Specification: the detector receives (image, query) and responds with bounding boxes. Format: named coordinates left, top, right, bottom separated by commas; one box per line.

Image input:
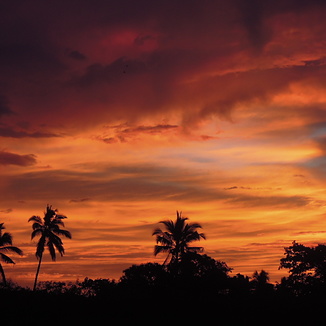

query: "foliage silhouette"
left=250, top=270, right=274, bottom=295
left=120, top=262, right=168, bottom=289
left=279, top=241, right=326, bottom=295
left=252, top=269, right=270, bottom=284
left=1, top=252, right=326, bottom=324
left=28, top=205, right=72, bottom=291
left=1, top=205, right=326, bottom=323
left=280, top=241, right=326, bottom=278
left=0, top=223, right=23, bottom=285
left=152, top=211, right=206, bottom=268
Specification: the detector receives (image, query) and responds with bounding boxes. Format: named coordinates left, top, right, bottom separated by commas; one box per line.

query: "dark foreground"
left=3, top=247, right=326, bottom=325
left=1, top=280, right=326, bottom=326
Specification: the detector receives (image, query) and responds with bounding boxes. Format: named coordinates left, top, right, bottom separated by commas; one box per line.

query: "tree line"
left=1, top=205, right=326, bottom=296
left=1, top=206, right=326, bottom=323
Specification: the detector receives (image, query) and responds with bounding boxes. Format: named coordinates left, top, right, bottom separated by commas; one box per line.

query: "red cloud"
left=0, top=151, right=37, bottom=166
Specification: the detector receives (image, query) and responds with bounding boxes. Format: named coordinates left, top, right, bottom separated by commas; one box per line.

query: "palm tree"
left=0, top=223, right=23, bottom=285
left=252, top=270, right=270, bottom=284
left=152, top=211, right=206, bottom=266
left=28, top=205, right=72, bottom=291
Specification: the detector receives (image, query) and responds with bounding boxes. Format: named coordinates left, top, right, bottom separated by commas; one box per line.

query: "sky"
left=1, top=0, right=326, bottom=287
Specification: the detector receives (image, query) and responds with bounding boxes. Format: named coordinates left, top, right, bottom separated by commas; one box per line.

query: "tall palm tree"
left=0, top=223, right=23, bottom=285
left=152, top=211, right=206, bottom=266
left=28, top=205, right=72, bottom=291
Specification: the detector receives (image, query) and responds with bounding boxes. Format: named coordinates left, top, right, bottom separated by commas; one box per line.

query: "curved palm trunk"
left=163, top=252, right=171, bottom=265
left=0, top=263, right=6, bottom=286
left=33, top=253, right=43, bottom=291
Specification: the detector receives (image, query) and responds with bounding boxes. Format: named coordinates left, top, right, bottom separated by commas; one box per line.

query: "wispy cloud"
left=96, top=123, right=179, bottom=144
left=0, top=126, right=60, bottom=138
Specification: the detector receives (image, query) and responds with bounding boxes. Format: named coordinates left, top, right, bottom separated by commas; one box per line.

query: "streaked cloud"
left=0, top=125, right=60, bottom=138
left=1, top=0, right=326, bottom=286
left=0, top=151, right=37, bottom=166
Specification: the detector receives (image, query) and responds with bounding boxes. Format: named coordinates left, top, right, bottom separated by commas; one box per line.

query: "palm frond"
left=31, top=222, right=43, bottom=231
left=52, top=239, right=65, bottom=257
left=152, top=228, right=163, bottom=236
left=47, top=241, right=56, bottom=261
left=154, top=245, right=171, bottom=256
left=49, top=233, right=65, bottom=257
left=175, top=212, right=188, bottom=229
left=0, top=232, right=13, bottom=246
left=28, top=215, right=42, bottom=224
left=55, top=214, right=67, bottom=219
left=31, top=229, right=43, bottom=239
left=53, top=229, right=72, bottom=239
left=0, top=253, right=15, bottom=264
left=158, top=220, right=175, bottom=233
left=0, top=245, right=23, bottom=256
left=186, top=223, right=203, bottom=232
left=52, top=219, right=65, bottom=227
left=187, top=246, right=204, bottom=253
left=185, top=231, right=206, bottom=243
left=155, top=234, right=173, bottom=246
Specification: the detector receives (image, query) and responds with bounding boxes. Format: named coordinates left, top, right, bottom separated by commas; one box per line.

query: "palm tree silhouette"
left=28, top=205, right=72, bottom=291
left=0, top=223, right=23, bottom=285
left=252, top=270, right=270, bottom=284
left=152, top=211, right=206, bottom=266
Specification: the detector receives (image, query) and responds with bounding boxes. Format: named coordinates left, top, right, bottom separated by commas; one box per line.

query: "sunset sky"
left=1, top=0, right=326, bottom=286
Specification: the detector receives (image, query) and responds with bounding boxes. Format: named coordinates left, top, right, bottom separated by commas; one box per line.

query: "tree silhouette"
left=0, top=223, right=23, bottom=285
left=251, top=269, right=273, bottom=294
left=28, top=205, right=72, bottom=291
left=152, top=211, right=206, bottom=267
left=120, top=263, right=168, bottom=288
left=279, top=241, right=326, bottom=279
left=279, top=241, right=326, bottom=294
left=252, top=270, right=270, bottom=284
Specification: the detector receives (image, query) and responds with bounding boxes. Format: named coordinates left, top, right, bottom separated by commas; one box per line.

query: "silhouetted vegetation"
left=1, top=249, right=325, bottom=324
left=28, top=205, right=72, bottom=290
left=152, top=211, right=206, bottom=266
left=0, top=223, right=23, bottom=285
left=1, top=210, right=326, bottom=324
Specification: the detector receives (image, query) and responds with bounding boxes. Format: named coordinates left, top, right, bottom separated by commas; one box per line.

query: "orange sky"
left=1, top=0, right=326, bottom=287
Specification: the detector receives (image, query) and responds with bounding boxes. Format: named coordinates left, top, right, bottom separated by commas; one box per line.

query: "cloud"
left=0, top=125, right=60, bottom=138
left=0, top=151, right=37, bottom=166
left=2, top=0, right=326, bottom=131
left=0, top=208, right=12, bottom=213
left=224, top=186, right=238, bottom=190
left=122, top=124, right=178, bottom=134
left=67, top=50, right=87, bottom=61
left=293, top=230, right=326, bottom=236
left=96, top=123, right=179, bottom=143
left=0, top=96, right=13, bottom=117
left=74, top=57, right=148, bottom=87
left=227, top=194, right=312, bottom=208
left=1, top=162, right=316, bottom=211
left=302, top=131, right=326, bottom=176
left=2, top=0, right=326, bottom=285
left=2, top=165, right=221, bottom=203
left=237, top=0, right=271, bottom=52
left=69, top=198, right=90, bottom=203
